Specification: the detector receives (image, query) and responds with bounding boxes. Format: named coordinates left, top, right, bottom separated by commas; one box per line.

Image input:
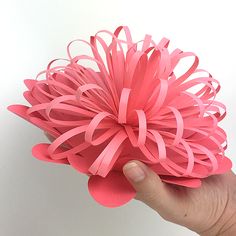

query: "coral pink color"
left=8, top=26, right=232, bottom=207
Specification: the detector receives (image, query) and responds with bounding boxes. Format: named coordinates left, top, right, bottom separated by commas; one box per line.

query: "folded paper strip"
left=8, top=26, right=232, bottom=207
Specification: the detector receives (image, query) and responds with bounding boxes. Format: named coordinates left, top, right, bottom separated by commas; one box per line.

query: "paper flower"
left=8, top=26, right=232, bottom=207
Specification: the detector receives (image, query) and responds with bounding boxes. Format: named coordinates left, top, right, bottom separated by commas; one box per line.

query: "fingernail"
left=123, top=162, right=146, bottom=182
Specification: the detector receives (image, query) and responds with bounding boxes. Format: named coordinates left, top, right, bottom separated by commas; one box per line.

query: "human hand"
left=45, top=132, right=236, bottom=235
left=123, top=161, right=236, bottom=235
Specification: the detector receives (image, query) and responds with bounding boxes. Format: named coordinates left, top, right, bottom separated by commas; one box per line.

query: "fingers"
left=123, top=160, right=185, bottom=221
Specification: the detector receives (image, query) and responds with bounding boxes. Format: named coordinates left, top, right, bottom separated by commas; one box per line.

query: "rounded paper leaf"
left=88, top=171, right=136, bottom=207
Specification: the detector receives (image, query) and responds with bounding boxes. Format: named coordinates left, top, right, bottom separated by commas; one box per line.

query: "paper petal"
left=214, top=156, right=232, bottom=174
left=8, top=104, right=29, bottom=120
left=24, top=79, right=37, bottom=90
left=32, top=143, right=69, bottom=164
left=88, top=171, right=136, bottom=207
left=29, top=117, right=60, bottom=137
left=68, top=154, right=96, bottom=174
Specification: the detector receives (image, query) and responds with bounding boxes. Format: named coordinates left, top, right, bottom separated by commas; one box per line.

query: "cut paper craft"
left=8, top=26, right=232, bottom=208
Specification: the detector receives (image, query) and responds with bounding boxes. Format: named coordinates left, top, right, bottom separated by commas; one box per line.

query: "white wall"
left=0, top=0, right=235, bottom=235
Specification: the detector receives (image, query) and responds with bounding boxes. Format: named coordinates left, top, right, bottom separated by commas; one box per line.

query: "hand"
left=45, top=132, right=236, bottom=235
left=123, top=161, right=236, bottom=235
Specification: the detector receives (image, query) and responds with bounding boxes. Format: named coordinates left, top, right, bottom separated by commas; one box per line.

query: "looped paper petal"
left=88, top=171, right=136, bottom=207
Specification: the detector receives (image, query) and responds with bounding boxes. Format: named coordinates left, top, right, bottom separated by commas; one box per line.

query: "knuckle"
left=136, top=190, right=158, bottom=203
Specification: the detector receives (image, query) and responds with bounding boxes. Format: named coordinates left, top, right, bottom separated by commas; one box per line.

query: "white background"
left=0, top=0, right=235, bottom=235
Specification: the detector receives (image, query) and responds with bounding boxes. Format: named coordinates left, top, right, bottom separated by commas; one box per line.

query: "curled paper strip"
left=8, top=26, right=232, bottom=207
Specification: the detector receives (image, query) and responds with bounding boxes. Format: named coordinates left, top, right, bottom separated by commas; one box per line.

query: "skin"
left=45, top=133, right=236, bottom=235
left=123, top=161, right=236, bottom=235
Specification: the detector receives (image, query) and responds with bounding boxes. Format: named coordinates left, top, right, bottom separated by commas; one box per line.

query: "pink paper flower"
left=8, top=26, right=232, bottom=207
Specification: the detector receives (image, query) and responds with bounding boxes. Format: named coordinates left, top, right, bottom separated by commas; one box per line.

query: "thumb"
left=123, top=160, right=185, bottom=221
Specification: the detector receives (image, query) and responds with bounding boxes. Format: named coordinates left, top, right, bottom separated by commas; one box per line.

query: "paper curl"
left=8, top=26, right=232, bottom=207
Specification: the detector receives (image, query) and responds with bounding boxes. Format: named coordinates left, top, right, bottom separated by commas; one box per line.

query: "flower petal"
left=214, top=155, right=232, bottom=174
left=32, top=143, right=69, bottom=164
left=29, top=117, right=60, bottom=137
left=68, top=154, right=96, bottom=174
left=7, top=104, right=29, bottom=120
left=88, top=171, right=136, bottom=207
left=24, top=79, right=37, bottom=90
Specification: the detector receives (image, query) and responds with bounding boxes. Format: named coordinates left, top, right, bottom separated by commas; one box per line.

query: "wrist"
left=200, top=212, right=236, bottom=236
left=199, top=173, right=236, bottom=236
left=200, top=214, right=236, bottom=236
left=219, top=222, right=236, bottom=236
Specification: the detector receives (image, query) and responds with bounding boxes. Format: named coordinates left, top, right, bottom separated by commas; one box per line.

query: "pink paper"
left=8, top=26, right=232, bottom=207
